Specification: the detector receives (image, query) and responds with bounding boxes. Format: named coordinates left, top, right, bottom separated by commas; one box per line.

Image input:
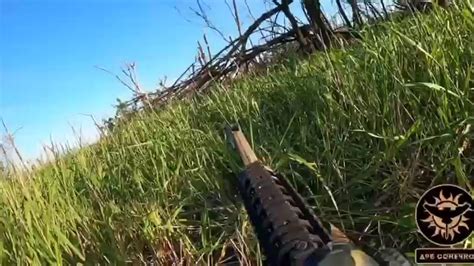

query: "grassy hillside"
left=1, top=5, right=473, bottom=264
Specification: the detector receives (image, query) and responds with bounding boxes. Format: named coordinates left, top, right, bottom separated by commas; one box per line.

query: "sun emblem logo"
left=416, top=184, right=474, bottom=246
left=421, top=190, right=471, bottom=240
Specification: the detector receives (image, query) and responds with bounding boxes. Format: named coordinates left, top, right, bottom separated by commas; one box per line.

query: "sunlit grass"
left=1, top=5, right=473, bottom=264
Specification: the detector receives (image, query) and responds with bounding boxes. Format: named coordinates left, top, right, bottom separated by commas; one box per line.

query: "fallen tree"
left=103, top=0, right=451, bottom=130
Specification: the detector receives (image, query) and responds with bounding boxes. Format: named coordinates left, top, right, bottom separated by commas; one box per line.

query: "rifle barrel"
left=226, top=125, right=258, bottom=166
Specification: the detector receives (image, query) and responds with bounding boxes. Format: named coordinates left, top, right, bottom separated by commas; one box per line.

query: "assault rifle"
left=225, top=125, right=411, bottom=266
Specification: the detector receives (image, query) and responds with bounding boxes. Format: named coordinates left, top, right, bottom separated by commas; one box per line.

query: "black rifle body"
left=237, top=161, right=332, bottom=265
left=227, top=126, right=333, bottom=265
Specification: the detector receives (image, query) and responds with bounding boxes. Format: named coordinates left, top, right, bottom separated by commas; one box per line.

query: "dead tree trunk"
left=273, top=0, right=314, bottom=53
left=302, top=0, right=332, bottom=49
left=365, top=0, right=383, bottom=22
left=380, top=0, right=389, bottom=19
left=336, top=0, right=353, bottom=28
left=349, top=0, right=363, bottom=26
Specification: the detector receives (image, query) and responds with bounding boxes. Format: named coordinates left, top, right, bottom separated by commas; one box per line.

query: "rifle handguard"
left=238, top=161, right=333, bottom=265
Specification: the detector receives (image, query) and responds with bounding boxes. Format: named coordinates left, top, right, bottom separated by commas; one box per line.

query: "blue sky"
left=0, top=0, right=335, bottom=162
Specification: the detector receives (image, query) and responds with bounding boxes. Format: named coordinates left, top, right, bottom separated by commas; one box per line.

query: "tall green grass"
left=1, top=5, right=473, bottom=264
